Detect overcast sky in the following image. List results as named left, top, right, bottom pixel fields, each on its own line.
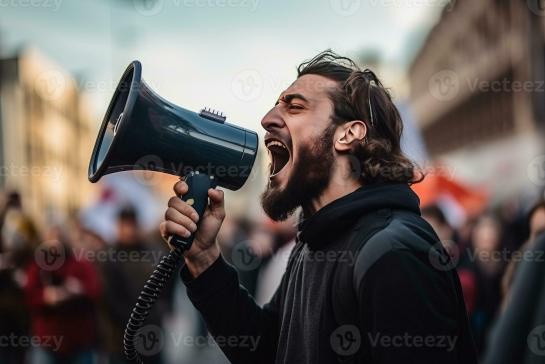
left=0, top=0, right=446, bottom=132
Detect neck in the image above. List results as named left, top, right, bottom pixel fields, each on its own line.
left=302, top=178, right=362, bottom=217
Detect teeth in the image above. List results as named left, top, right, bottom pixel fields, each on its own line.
left=266, top=140, right=287, bottom=149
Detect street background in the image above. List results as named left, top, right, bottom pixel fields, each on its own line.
left=1, top=0, right=545, bottom=363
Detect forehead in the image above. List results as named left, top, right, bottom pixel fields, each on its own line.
left=281, top=74, right=338, bottom=101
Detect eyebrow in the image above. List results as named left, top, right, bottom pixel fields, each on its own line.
left=277, top=93, right=309, bottom=104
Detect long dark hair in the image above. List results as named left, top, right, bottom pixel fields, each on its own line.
left=297, top=50, right=422, bottom=185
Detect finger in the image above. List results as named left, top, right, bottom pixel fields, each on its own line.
left=167, top=197, right=199, bottom=222
left=164, top=221, right=192, bottom=239
left=164, top=207, right=197, bottom=232
left=208, top=188, right=225, bottom=218
left=159, top=221, right=167, bottom=240
left=173, top=180, right=188, bottom=197
left=159, top=222, right=175, bottom=250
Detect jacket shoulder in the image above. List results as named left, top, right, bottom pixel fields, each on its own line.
left=351, top=210, right=443, bottom=291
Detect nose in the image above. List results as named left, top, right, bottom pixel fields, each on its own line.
left=260, top=107, right=285, bottom=132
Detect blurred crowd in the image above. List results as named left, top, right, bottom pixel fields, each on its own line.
left=0, top=187, right=544, bottom=363
left=0, top=189, right=296, bottom=364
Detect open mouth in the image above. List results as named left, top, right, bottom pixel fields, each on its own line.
left=266, top=138, right=290, bottom=178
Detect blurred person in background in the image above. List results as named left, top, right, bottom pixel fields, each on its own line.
left=421, top=204, right=457, bottom=243
left=0, top=191, right=36, bottom=363
left=457, top=215, right=505, bottom=356
left=422, top=204, right=477, bottom=314
left=481, top=198, right=545, bottom=364
left=71, top=219, right=113, bottom=362
left=254, top=217, right=297, bottom=305
left=25, top=225, right=101, bottom=364
left=501, top=199, right=545, bottom=308
left=99, top=206, right=170, bottom=364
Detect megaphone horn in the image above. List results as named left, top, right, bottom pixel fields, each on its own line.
left=88, top=60, right=258, bottom=191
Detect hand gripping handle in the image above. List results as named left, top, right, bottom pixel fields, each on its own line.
left=168, top=172, right=217, bottom=251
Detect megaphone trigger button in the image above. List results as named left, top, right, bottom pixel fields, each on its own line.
left=186, top=198, right=195, bottom=206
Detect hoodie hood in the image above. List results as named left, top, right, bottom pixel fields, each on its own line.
left=298, top=183, right=420, bottom=249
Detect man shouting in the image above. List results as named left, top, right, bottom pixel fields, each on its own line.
left=160, top=51, right=477, bottom=364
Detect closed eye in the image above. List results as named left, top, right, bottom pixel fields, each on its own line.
left=288, top=103, right=304, bottom=110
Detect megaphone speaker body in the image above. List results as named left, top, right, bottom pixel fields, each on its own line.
left=88, top=60, right=258, bottom=191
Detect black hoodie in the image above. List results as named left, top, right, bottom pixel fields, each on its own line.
left=181, top=183, right=478, bottom=364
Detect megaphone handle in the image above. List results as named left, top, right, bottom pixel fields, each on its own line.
left=168, top=172, right=217, bottom=251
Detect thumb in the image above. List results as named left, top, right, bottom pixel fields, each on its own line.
left=208, top=188, right=225, bottom=217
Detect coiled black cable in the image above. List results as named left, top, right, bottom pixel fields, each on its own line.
left=123, top=172, right=215, bottom=363
left=123, top=247, right=184, bottom=363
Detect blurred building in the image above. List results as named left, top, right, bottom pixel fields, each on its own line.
left=409, top=0, right=545, bottom=200
left=0, top=48, right=95, bottom=227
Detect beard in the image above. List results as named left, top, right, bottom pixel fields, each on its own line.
left=261, top=125, right=336, bottom=221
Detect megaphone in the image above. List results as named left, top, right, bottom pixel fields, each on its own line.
left=88, top=60, right=258, bottom=190
left=88, top=61, right=259, bottom=363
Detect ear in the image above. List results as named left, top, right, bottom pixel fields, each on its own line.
left=334, top=120, right=367, bottom=152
